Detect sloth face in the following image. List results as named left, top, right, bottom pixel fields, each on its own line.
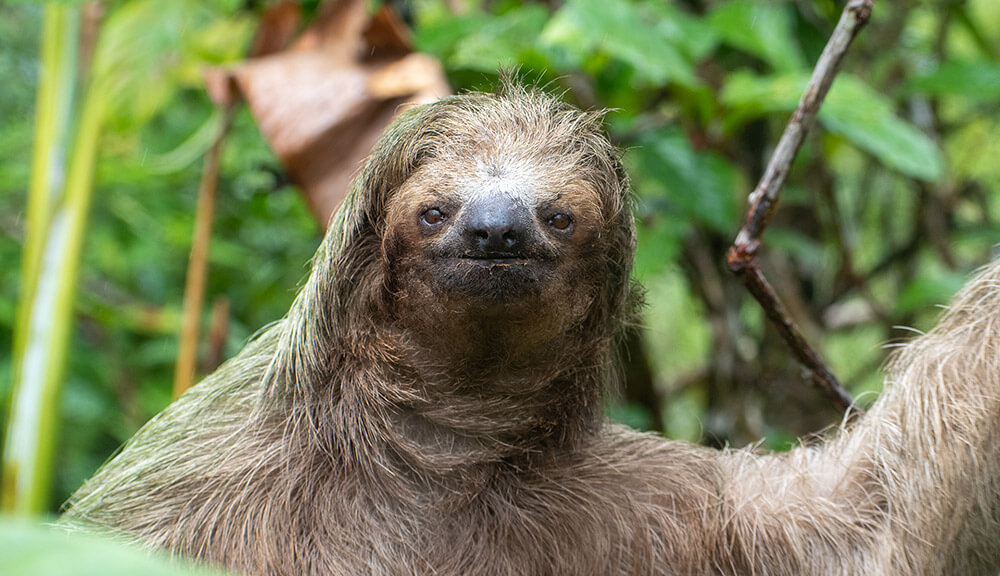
left=382, top=145, right=606, bottom=332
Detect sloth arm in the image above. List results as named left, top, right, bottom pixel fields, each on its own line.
left=701, top=262, right=1000, bottom=574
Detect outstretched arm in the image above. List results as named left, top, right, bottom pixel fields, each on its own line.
left=718, top=259, right=1000, bottom=575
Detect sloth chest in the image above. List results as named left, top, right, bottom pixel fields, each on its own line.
left=307, top=473, right=696, bottom=576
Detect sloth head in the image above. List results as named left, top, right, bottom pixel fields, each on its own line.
left=277, top=84, right=635, bottom=388
left=373, top=88, right=634, bottom=360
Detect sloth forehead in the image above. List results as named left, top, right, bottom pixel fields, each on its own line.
left=410, top=149, right=580, bottom=205
left=465, top=156, right=562, bottom=204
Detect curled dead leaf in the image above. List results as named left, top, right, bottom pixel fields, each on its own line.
left=212, top=0, right=450, bottom=227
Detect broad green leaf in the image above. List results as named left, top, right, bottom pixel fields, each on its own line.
left=0, top=519, right=233, bottom=576
left=721, top=72, right=945, bottom=181
left=448, top=6, right=549, bottom=72
left=413, top=10, right=490, bottom=60
left=821, top=77, right=944, bottom=182
left=626, top=128, right=742, bottom=236
left=633, top=210, right=687, bottom=280
left=907, top=60, right=1000, bottom=100
left=708, top=0, right=804, bottom=72
left=95, top=0, right=251, bottom=126
left=717, top=71, right=804, bottom=130
left=948, top=117, right=1000, bottom=182
left=541, top=0, right=699, bottom=88
left=895, top=270, right=968, bottom=315
left=644, top=2, right=718, bottom=63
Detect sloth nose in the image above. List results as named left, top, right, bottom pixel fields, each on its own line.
left=471, top=220, right=521, bottom=252
left=461, top=195, right=530, bottom=255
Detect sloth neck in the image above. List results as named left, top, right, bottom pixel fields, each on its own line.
left=398, top=303, right=578, bottom=370
left=394, top=308, right=603, bottom=396
left=340, top=315, right=610, bottom=478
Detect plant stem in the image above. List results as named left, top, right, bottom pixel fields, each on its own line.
left=2, top=3, right=105, bottom=515
left=173, top=105, right=233, bottom=399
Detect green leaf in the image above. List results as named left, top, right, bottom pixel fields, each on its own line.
left=0, top=519, right=234, bottom=576
left=95, top=0, right=250, bottom=126
left=414, top=10, right=490, bottom=61
left=448, top=6, right=549, bottom=72
left=717, top=70, right=803, bottom=131
left=820, top=76, right=944, bottom=182
left=721, top=72, right=945, bottom=181
left=719, top=70, right=801, bottom=111
left=907, top=60, right=1000, bottom=100
left=626, top=128, right=742, bottom=235
left=895, top=270, right=967, bottom=315
left=540, top=0, right=699, bottom=88
left=644, top=2, right=718, bottom=63
left=633, top=211, right=687, bottom=280
left=708, top=0, right=804, bottom=72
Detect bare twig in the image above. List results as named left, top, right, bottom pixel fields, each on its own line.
left=727, top=0, right=875, bottom=414
left=173, top=103, right=234, bottom=399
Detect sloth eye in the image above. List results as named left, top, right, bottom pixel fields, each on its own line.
left=421, top=208, right=445, bottom=226
left=547, top=213, right=572, bottom=231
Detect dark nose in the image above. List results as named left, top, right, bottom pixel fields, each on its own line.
left=460, top=194, right=531, bottom=255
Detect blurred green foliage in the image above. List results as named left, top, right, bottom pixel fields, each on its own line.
left=0, top=516, right=235, bottom=575
left=1, top=0, right=998, bottom=516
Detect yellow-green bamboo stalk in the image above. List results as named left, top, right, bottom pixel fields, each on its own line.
left=2, top=4, right=106, bottom=516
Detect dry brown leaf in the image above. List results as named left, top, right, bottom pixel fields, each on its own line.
left=202, top=67, right=241, bottom=107
left=363, top=4, right=413, bottom=54
left=248, top=0, right=301, bottom=58
left=222, top=0, right=449, bottom=227
left=368, top=53, right=449, bottom=101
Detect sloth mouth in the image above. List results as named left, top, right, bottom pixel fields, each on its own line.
left=461, top=256, right=533, bottom=266
left=431, top=255, right=551, bottom=301
left=457, top=248, right=551, bottom=264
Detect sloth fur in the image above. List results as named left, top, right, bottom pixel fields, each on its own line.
left=61, top=86, right=1000, bottom=575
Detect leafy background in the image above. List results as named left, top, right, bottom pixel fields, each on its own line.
left=1, top=0, right=998, bottom=529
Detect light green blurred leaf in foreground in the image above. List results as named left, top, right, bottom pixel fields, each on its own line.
left=627, top=128, right=742, bottom=235
left=0, top=518, right=233, bottom=576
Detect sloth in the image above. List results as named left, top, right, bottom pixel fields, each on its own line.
left=61, top=85, right=1000, bottom=575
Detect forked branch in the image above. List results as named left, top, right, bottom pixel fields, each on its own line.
left=727, top=0, right=876, bottom=414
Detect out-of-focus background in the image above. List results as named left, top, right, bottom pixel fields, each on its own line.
left=1, top=0, right=998, bottom=532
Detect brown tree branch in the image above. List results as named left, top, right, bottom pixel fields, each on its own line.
left=173, top=103, right=234, bottom=399
left=726, top=0, right=875, bottom=414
